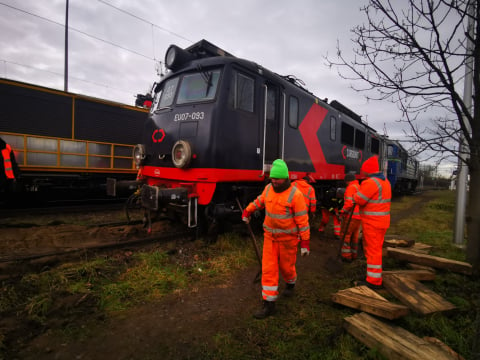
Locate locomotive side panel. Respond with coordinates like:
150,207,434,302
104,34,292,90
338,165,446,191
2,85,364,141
0,79,72,138
75,98,145,144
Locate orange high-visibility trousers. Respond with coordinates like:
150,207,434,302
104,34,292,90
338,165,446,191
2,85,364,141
319,209,341,236
362,222,386,286
340,218,361,260
261,236,298,301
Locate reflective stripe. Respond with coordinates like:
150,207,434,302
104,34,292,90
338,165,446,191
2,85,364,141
356,192,370,202
286,277,297,284
371,178,383,200
266,211,294,220
367,271,382,278
362,210,390,216
295,210,308,216
368,263,382,269
362,199,390,204
264,293,277,301
263,225,299,235
263,285,278,291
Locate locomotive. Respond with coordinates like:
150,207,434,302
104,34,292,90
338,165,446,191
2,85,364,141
385,139,419,194
0,78,150,205
111,39,418,231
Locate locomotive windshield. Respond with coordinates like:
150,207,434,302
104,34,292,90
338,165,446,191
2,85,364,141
152,69,221,111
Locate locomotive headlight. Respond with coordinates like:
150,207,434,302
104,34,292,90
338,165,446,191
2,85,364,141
165,44,193,71
171,140,192,168
133,144,146,168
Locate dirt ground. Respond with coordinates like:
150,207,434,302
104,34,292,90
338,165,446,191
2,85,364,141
1,192,437,360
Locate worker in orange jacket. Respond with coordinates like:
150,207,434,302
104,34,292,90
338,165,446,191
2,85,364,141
339,173,361,262
353,156,391,289
293,175,317,218
242,159,310,319
0,137,20,193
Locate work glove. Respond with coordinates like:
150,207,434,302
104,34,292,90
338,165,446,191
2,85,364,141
300,240,310,257
242,209,252,224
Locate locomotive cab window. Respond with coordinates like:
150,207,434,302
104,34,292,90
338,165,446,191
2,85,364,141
229,70,254,112
355,129,365,149
387,144,394,156
288,96,299,128
370,137,380,154
330,116,336,141
158,77,179,109
177,69,221,104
341,122,354,146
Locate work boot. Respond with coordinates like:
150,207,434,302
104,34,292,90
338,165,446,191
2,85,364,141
282,283,295,298
253,300,276,319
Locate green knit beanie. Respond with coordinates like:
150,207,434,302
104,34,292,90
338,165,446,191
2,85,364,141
270,159,289,179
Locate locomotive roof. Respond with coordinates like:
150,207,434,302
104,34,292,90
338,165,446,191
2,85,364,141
163,40,378,133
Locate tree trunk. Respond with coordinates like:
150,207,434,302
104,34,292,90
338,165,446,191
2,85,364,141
466,166,480,276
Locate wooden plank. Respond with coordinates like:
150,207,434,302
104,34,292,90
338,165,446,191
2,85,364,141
344,312,464,360
384,238,415,248
407,263,436,272
423,337,465,360
411,242,433,254
348,285,386,300
332,286,409,320
386,247,472,275
383,269,436,281
383,274,456,315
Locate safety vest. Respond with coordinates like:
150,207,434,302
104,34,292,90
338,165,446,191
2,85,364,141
342,180,361,220
293,179,317,214
353,176,391,228
2,144,15,179
247,183,310,242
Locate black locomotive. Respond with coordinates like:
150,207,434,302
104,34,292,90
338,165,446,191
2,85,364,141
111,39,418,230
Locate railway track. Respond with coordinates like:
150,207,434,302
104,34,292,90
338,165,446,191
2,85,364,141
0,202,199,279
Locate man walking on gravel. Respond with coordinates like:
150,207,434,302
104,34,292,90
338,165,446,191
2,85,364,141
353,156,391,289
242,159,310,319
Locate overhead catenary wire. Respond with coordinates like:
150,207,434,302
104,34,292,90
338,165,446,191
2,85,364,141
0,1,193,99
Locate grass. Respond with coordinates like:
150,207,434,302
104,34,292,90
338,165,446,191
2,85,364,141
1,190,479,359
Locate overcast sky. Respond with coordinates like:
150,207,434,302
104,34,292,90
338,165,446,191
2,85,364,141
0,0,458,174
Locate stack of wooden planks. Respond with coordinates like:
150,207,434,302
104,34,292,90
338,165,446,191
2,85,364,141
331,238,472,359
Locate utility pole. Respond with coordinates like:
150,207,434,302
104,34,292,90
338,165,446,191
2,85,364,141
64,0,69,92
453,2,474,245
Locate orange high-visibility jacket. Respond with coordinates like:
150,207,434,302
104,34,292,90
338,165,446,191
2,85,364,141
353,176,391,228
293,179,317,214
246,183,310,242
1,144,15,179
342,180,361,220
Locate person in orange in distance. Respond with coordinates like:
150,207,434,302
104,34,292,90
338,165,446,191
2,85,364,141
293,175,317,221
353,156,391,289
339,173,361,263
318,187,342,238
242,159,310,319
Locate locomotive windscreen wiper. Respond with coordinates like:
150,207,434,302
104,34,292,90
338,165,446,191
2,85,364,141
197,65,213,96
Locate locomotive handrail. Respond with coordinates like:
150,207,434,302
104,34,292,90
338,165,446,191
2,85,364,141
261,84,268,176
0,132,135,173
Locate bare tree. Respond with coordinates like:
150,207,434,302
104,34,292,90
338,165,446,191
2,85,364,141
326,0,480,273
